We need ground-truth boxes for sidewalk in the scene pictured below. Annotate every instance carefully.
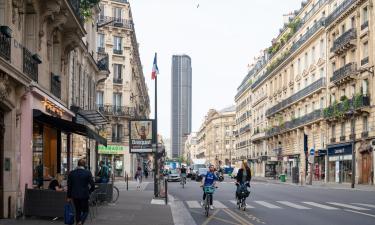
[0,181,173,225]
[253,176,375,191]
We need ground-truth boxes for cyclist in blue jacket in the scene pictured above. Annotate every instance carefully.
[200,165,218,209]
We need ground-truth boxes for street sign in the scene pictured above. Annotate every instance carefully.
[310,148,315,156]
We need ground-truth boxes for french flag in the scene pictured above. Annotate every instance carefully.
[151,53,159,80]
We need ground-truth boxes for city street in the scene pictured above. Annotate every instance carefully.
[166,177,375,225]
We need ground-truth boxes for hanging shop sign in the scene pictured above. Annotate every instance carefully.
[129,120,155,153]
[41,100,64,118]
[98,145,127,154]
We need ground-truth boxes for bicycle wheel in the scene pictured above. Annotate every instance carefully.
[111,186,120,203]
[205,195,210,217]
[182,178,184,188]
[241,197,246,211]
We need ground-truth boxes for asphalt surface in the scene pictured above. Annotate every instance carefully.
[167,176,375,225]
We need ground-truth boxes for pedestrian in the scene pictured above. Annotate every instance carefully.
[144,168,149,179]
[96,161,109,183]
[135,166,142,190]
[67,159,95,225]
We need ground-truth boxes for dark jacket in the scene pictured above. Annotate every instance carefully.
[236,167,251,184]
[67,167,95,199]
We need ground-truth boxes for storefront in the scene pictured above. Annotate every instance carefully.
[282,154,300,178]
[98,145,128,177]
[327,143,353,183]
[314,150,326,181]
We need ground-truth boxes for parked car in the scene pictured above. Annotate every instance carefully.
[167,169,181,182]
[190,164,207,180]
[195,168,208,182]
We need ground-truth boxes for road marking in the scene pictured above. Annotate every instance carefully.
[201,209,220,225]
[150,199,165,205]
[302,202,338,210]
[186,201,201,208]
[229,200,255,208]
[171,200,198,225]
[353,203,375,209]
[276,201,311,209]
[254,201,282,209]
[223,208,254,225]
[327,202,370,211]
[213,200,227,209]
[345,209,375,218]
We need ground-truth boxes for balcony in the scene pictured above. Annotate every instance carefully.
[340,136,346,142]
[266,109,323,137]
[98,47,105,53]
[325,0,357,26]
[113,77,123,84]
[266,78,326,118]
[23,48,40,82]
[361,57,369,66]
[68,0,84,26]
[330,28,356,54]
[97,104,136,117]
[361,21,369,30]
[330,137,336,143]
[98,16,133,30]
[361,131,369,138]
[51,73,61,99]
[97,53,109,71]
[239,124,251,134]
[323,95,370,120]
[349,133,356,140]
[330,62,357,85]
[0,27,11,61]
[113,49,123,55]
[112,0,128,4]
[112,136,123,143]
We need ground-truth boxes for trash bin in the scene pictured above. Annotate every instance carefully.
[280,174,286,182]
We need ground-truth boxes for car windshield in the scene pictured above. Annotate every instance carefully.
[193,164,206,170]
[198,168,208,174]
[170,169,178,174]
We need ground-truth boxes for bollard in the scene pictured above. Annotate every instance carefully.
[126,174,129,191]
[165,178,168,205]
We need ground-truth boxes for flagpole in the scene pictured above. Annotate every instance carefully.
[154,54,159,197]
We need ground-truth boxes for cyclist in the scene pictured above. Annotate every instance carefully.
[200,165,218,209]
[235,161,251,202]
[180,165,187,185]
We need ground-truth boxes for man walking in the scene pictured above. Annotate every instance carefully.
[67,159,95,225]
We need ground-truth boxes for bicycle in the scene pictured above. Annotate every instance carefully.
[236,183,250,211]
[203,185,216,217]
[180,174,187,188]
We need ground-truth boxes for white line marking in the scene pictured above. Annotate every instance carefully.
[213,200,227,209]
[277,201,311,209]
[327,202,370,211]
[254,201,282,209]
[302,202,338,210]
[229,200,254,208]
[150,199,165,205]
[186,201,201,208]
[345,209,375,218]
[353,203,375,209]
[171,200,198,225]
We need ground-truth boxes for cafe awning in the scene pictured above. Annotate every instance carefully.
[70,106,108,125]
[33,109,107,146]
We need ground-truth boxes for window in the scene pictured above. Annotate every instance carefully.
[341,122,345,137]
[363,41,369,58]
[113,7,122,20]
[113,93,122,107]
[320,97,324,109]
[312,101,315,111]
[320,68,324,78]
[351,119,355,134]
[320,39,325,57]
[113,36,122,50]
[112,124,123,142]
[96,91,103,106]
[97,33,104,48]
[362,6,368,24]
[341,24,346,33]
[297,82,301,91]
[331,93,336,104]
[305,52,309,68]
[341,55,346,66]
[99,4,105,18]
[305,105,308,114]
[311,73,316,82]
[363,116,368,132]
[113,64,122,80]
[304,78,308,87]
[332,125,336,138]
[362,79,369,96]
[332,62,336,72]
[351,16,356,28]
[311,46,315,64]
[298,58,301,74]
[351,84,356,97]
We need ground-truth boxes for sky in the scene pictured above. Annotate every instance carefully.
[129,0,302,139]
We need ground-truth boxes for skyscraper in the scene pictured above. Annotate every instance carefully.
[171,55,192,158]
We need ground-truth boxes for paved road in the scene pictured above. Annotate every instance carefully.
[167,177,375,225]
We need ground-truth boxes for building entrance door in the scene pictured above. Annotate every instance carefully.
[0,110,4,218]
[361,152,371,184]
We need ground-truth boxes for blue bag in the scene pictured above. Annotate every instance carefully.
[64,203,75,225]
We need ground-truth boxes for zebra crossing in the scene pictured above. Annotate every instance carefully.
[183,200,375,211]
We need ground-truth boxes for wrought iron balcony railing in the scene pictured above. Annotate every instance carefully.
[113,49,123,55]
[113,77,123,84]
[97,53,109,71]
[98,16,133,29]
[51,73,61,99]
[68,0,84,26]
[239,124,251,134]
[330,62,357,84]
[111,136,123,143]
[361,57,369,66]
[323,95,370,119]
[266,109,323,137]
[97,47,105,53]
[112,0,128,3]
[266,78,326,117]
[0,27,11,61]
[97,104,136,117]
[325,0,357,26]
[23,47,40,82]
[330,28,356,54]
[361,21,369,30]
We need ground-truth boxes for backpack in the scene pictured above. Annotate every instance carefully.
[237,185,250,198]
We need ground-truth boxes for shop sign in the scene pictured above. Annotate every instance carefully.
[98,145,127,154]
[318,149,327,156]
[328,143,352,156]
[129,120,155,153]
[42,100,64,118]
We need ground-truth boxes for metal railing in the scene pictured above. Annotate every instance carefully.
[51,73,61,99]
[266,109,324,137]
[330,62,357,83]
[330,28,356,53]
[325,0,357,26]
[68,0,84,26]
[113,49,123,55]
[112,0,128,3]
[98,47,105,53]
[251,18,325,90]
[113,77,123,84]
[23,48,38,82]
[111,136,123,143]
[361,57,369,66]
[323,95,370,119]
[98,16,133,29]
[239,124,251,134]
[97,53,109,71]
[0,31,10,61]
[266,78,326,117]
[361,21,369,30]
[97,104,136,117]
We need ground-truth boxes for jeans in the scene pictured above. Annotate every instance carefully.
[73,198,89,224]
